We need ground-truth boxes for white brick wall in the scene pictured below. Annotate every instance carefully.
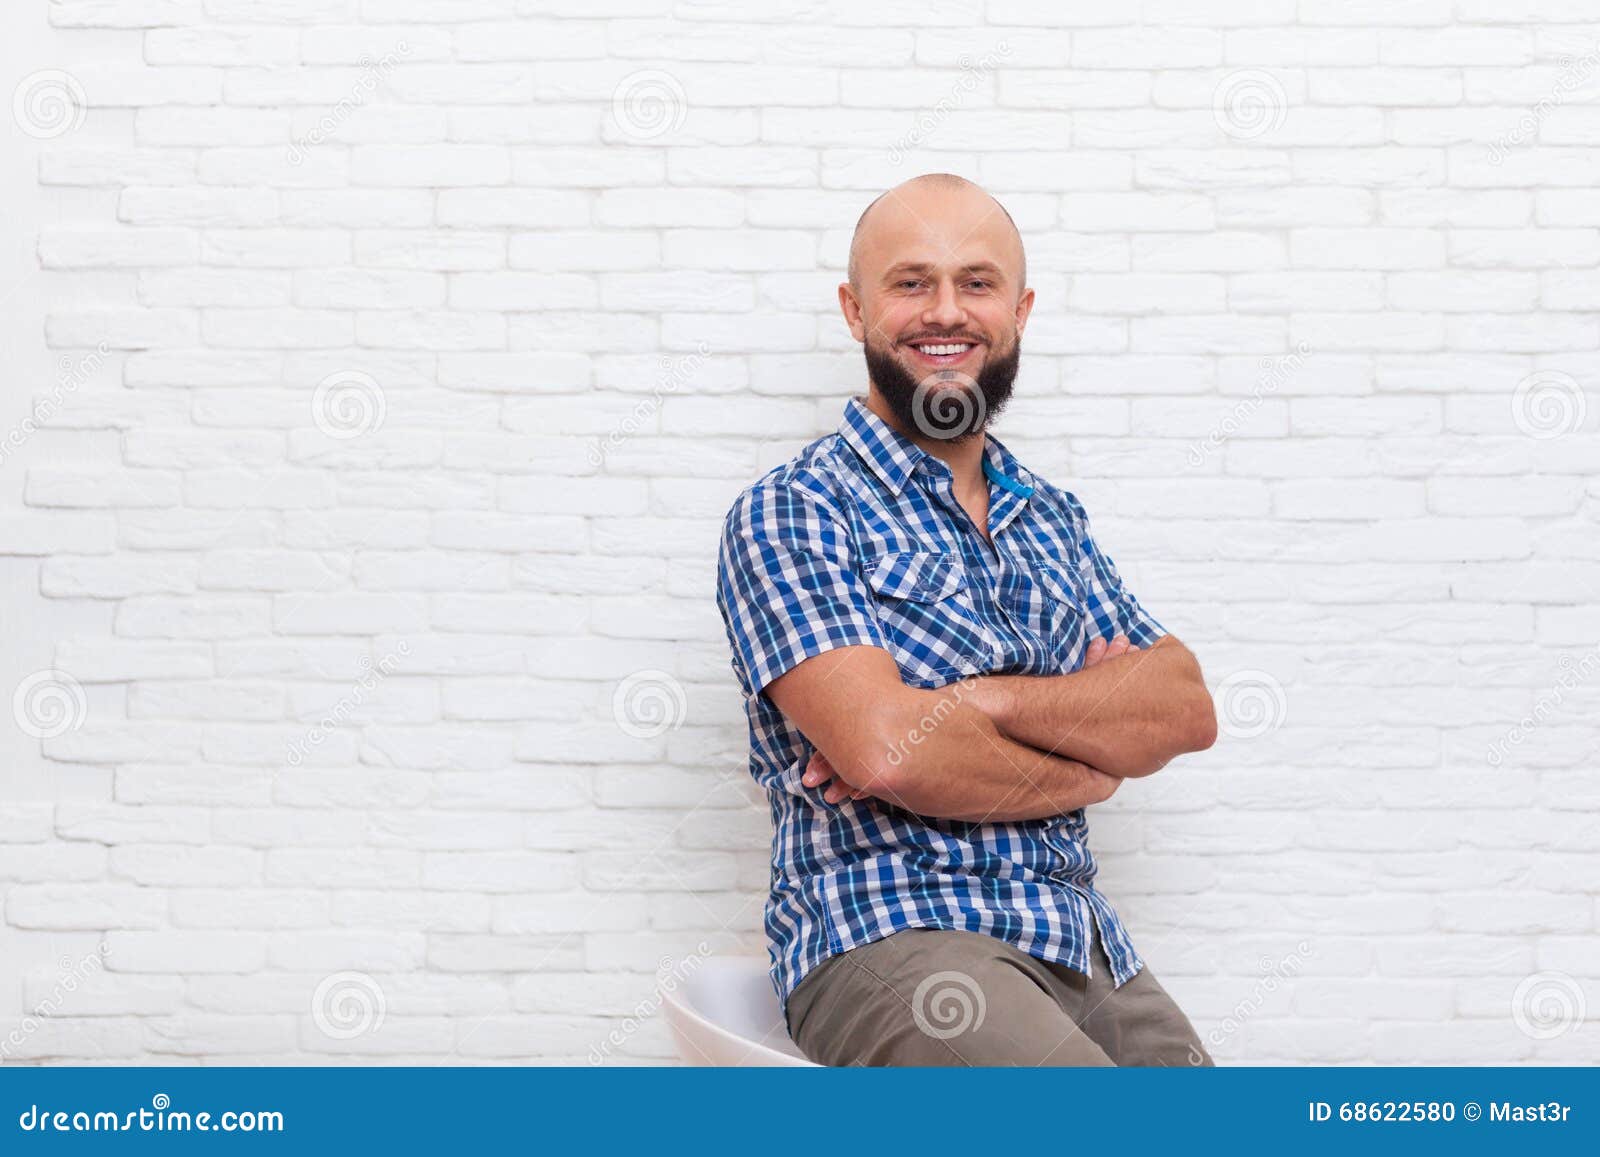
[2,0,1597,1065]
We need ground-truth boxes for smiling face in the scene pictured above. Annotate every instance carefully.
[841,176,1034,442]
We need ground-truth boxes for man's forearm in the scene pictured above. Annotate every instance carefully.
[847,699,1121,823]
[963,636,1218,778]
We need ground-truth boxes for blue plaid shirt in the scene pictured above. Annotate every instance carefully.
[715,396,1170,1017]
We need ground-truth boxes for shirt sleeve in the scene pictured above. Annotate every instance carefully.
[715,478,888,699]
[1064,491,1169,647]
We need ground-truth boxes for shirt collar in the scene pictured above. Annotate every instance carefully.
[838,395,925,496]
[838,395,1037,503]
[982,434,1036,499]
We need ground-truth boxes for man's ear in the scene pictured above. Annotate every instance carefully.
[1014,285,1035,336]
[838,282,867,343]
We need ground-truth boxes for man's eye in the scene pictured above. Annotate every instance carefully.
[896,280,924,289]
[966,280,991,290]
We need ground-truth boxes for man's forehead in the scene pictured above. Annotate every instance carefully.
[855,187,1021,281]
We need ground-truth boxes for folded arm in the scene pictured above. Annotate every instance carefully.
[962,633,1218,779]
[765,645,1122,824]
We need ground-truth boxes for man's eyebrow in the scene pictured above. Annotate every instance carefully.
[880,260,1008,280]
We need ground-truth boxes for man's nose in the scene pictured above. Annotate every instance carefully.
[922,279,967,328]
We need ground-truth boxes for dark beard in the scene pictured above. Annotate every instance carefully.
[864,336,1019,443]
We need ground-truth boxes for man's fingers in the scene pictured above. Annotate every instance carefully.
[1083,634,1141,669]
[802,748,884,803]
[805,749,870,805]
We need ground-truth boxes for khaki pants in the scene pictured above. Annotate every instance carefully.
[785,923,1215,1067]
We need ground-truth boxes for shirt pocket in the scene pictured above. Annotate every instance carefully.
[864,550,996,687]
[1033,561,1088,666]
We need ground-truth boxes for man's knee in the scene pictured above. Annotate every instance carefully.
[1081,964,1216,1068]
[789,930,1113,1067]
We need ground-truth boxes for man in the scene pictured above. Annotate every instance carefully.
[714,173,1218,1067]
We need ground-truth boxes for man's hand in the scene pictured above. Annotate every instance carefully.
[1083,633,1138,667]
[802,748,872,805]
[801,634,1140,807]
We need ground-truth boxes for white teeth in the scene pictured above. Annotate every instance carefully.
[914,343,972,356]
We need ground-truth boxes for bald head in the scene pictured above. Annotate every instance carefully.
[846,173,1026,295]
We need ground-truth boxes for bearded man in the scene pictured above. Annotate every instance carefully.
[715,173,1218,1067]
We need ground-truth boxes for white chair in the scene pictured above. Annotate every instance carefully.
[661,956,818,1067]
